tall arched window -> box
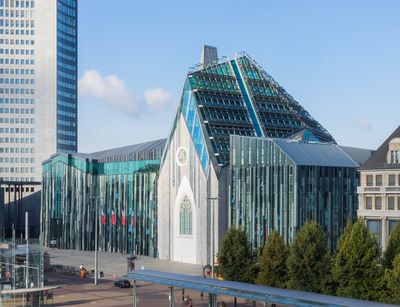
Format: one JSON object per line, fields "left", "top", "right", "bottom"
{"left": 179, "top": 196, "right": 192, "bottom": 235}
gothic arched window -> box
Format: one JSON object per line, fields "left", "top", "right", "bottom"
{"left": 179, "top": 196, "right": 192, "bottom": 235}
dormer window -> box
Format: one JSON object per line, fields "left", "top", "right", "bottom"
{"left": 391, "top": 150, "right": 400, "bottom": 164}
{"left": 387, "top": 138, "right": 400, "bottom": 164}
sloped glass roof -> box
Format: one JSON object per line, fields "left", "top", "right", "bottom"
{"left": 176, "top": 49, "right": 335, "bottom": 171}
{"left": 273, "top": 139, "right": 360, "bottom": 167}
{"left": 162, "top": 47, "right": 336, "bottom": 173}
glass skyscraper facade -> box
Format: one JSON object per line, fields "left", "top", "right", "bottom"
{"left": 55, "top": 0, "right": 78, "bottom": 152}
{"left": 230, "top": 135, "right": 371, "bottom": 250}
{"left": 41, "top": 139, "right": 165, "bottom": 257}
{"left": 0, "top": 0, "right": 78, "bottom": 184}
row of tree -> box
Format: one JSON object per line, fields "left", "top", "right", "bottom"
{"left": 218, "top": 219, "right": 400, "bottom": 304}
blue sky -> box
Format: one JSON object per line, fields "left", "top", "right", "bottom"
{"left": 77, "top": 0, "right": 400, "bottom": 152}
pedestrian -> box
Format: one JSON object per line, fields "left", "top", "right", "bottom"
{"left": 189, "top": 298, "right": 193, "bottom": 307}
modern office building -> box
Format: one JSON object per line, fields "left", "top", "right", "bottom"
{"left": 41, "top": 139, "right": 165, "bottom": 257}
{"left": 357, "top": 126, "right": 400, "bottom": 249}
{"left": 157, "top": 46, "right": 335, "bottom": 264}
{"left": 0, "top": 0, "right": 77, "bottom": 236}
{"left": 230, "top": 135, "right": 372, "bottom": 250}
{"left": 0, "top": 0, "right": 78, "bottom": 182}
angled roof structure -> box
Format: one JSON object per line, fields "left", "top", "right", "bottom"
{"left": 361, "top": 125, "right": 400, "bottom": 170}
{"left": 43, "top": 139, "right": 166, "bottom": 165}
{"left": 339, "top": 145, "right": 374, "bottom": 166}
{"left": 89, "top": 138, "right": 166, "bottom": 162}
{"left": 273, "top": 139, "right": 360, "bottom": 167}
{"left": 163, "top": 46, "right": 335, "bottom": 174}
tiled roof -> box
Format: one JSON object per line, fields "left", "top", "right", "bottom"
{"left": 360, "top": 126, "right": 400, "bottom": 170}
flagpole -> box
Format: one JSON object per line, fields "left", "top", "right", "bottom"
{"left": 134, "top": 214, "right": 136, "bottom": 255}
{"left": 94, "top": 194, "right": 98, "bottom": 286}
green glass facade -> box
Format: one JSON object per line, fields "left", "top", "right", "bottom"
{"left": 230, "top": 135, "right": 360, "bottom": 250}
{"left": 41, "top": 140, "right": 165, "bottom": 257}
{"left": 162, "top": 52, "right": 335, "bottom": 173}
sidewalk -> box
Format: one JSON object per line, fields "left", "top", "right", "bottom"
{"left": 48, "top": 248, "right": 202, "bottom": 278}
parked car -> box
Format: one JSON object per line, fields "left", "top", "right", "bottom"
{"left": 113, "top": 279, "right": 131, "bottom": 288}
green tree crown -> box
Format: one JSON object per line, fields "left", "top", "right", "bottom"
{"left": 287, "top": 220, "right": 332, "bottom": 294}
{"left": 256, "top": 230, "right": 288, "bottom": 288}
{"left": 386, "top": 254, "right": 400, "bottom": 304}
{"left": 383, "top": 221, "right": 400, "bottom": 269}
{"left": 333, "top": 219, "right": 382, "bottom": 301}
{"left": 218, "top": 227, "right": 255, "bottom": 283}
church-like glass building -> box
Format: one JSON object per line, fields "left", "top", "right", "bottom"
{"left": 156, "top": 46, "right": 358, "bottom": 265}
{"left": 42, "top": 46, "right": 371, "bottom": 264}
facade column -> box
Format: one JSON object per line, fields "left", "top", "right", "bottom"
{"left": 382, "top": 217, "right": 387, "bottom": 250}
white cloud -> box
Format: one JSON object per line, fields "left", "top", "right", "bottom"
{"left": 145, "top": 88, "right": 173, "bottom": 110}
{"left": 79, "top": 69, "right": 139, "bottom": 115}
{"left": 79, "top": 70, "right": 173, "bottom": 115}
{"left": 353, "top": 118, "right": 372, "bottom": 130}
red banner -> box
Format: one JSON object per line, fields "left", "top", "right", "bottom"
{"left": 122, "top": 209, "right": 126, "bottom": 226}
{"left": 101, "top": 210, "right": 106, "bottom": 225}
{"left": 111, "top": 210, "right": 116, "bottom": 225}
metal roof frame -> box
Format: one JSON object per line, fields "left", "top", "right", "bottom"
{"left": 128, "top": 270, "right": 391, "bottom": 307}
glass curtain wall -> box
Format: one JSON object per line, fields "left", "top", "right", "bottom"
{"left": 41, "top": 155, "right": 160, "bottom": 257}
{"left": 230, "top": 135, "right": 358, "bottom": 250}
{"left": 56, "top": 0, "right": 78, "bottom": 152}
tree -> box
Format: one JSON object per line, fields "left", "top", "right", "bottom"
{"left": 386, "top": 254, "right": 400, "bottom": 304}
{"left": 256, "top": 230, "right": 288, "bottom": 288}
{"left": 218, "top": 227, "right": 255, "bottom": 283}
{"left": 332, "top": 219, "right": 382, "bottom": 301}
{"left": 383, "top": 222, "right": 400, "bottom": 269}
{"left": 287, "top": 220, "right": 332, "bottom": 294}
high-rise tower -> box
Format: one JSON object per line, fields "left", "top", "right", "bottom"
{"left": 0, "top": 0, "right": 78, "bottom": 183}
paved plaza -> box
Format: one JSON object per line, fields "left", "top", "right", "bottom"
{"left": 44, "top": 272, "right": 264, "bottom": 306}
{"left": 48, "top": 248, "right": 203, "bottom": 277}
{"left": 43, "top": 249, "right": 268, "bottom": 306}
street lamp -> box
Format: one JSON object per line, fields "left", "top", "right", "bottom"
{"left": 208, "top": 197, "right": 219, "bottom": 279}
{"left": 91, "top": 194, "right": 103, "bottom": 286}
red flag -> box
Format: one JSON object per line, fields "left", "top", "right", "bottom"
{"left": 101, "top": 210, "right": 106, "bottom": 225}
{"left": 122, "top": 209, "right": 126, "bottom": 226}
{"left": 111, "top": 210, "right": 116, "bottom": 225}
{"left": 131, "top": 215, "right": 135, "bottom": 227}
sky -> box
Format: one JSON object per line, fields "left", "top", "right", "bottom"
{"left": 77, "top": 0, "right": 400, "bottom": 153}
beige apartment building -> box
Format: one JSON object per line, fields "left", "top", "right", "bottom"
{"left": 357, "top": 126, "right": 400, "bottom": 249}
